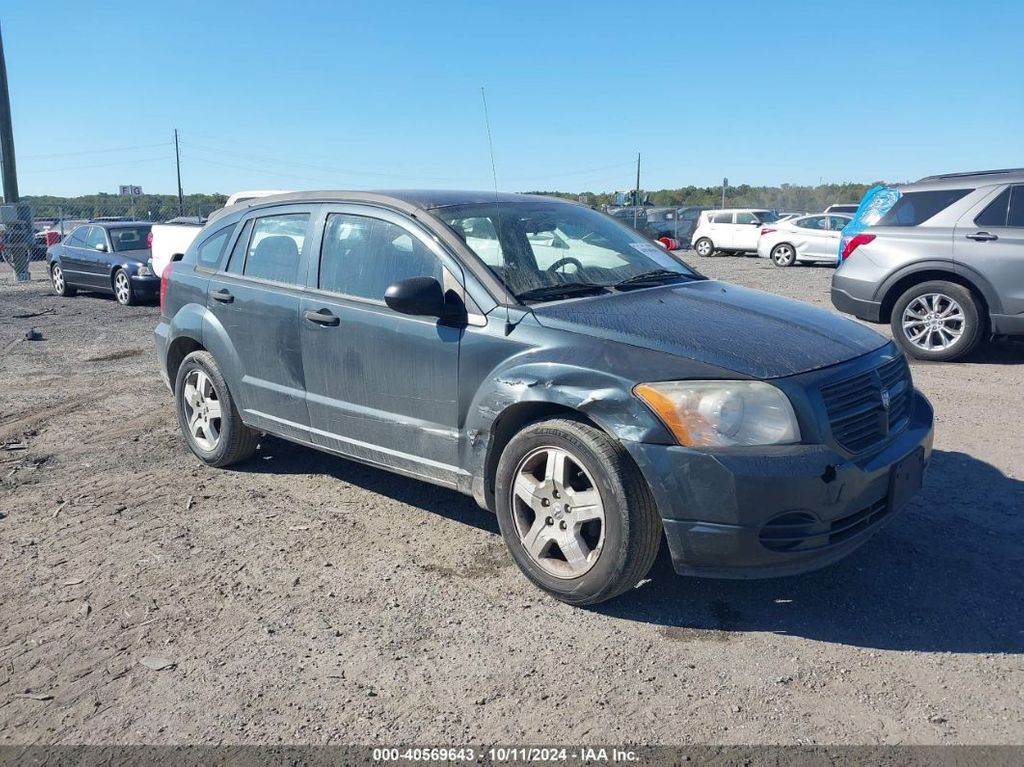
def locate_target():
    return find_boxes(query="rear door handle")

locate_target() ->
[211,289,234,303]
[304,308,340,326]
[966,231,998,242]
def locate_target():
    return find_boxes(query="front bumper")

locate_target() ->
[624,391,933,578]
[131,274,161,296]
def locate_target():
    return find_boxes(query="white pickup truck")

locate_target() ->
[150,190,290,277]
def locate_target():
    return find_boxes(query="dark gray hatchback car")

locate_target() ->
[155,191,934,605]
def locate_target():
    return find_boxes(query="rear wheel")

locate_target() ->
[50,263,76,296]
[770,243,796,267]
[175,350,260,467]
[890,280,984,361]
[694,238,714,257]
[494,418,662,606]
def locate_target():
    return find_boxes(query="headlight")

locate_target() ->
[634,380,800,447]
[137,264,154,276]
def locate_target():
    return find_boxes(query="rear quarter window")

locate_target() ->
[878,189,972,226]
[195,225,235,269]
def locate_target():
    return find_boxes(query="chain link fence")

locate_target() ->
[1,193,225,280]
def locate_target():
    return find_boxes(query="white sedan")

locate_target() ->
[756,213,852,267]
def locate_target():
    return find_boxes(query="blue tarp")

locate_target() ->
[838,185,901,263]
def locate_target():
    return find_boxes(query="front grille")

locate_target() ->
[820,356,912,453]
[760,497,891,553]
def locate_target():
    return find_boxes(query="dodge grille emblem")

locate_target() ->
[880,388,891,410]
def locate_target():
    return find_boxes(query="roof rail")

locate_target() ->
[916,168,1024,182]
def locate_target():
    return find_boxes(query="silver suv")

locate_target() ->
[832,168,1024,361]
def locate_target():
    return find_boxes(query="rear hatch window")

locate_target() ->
[877,188,972,226]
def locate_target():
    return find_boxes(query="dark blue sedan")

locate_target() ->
[47,221,158,305]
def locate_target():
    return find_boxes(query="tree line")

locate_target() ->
[13,193,228,221]
[10,181,894,223]
[528,181,893,211]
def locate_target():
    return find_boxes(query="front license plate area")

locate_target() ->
[889,447,925,513]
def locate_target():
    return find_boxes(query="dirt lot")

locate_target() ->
[1,257,1021,746]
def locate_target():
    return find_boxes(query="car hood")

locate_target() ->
[530,280,889,379]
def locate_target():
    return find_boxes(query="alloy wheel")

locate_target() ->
[114,272,131,304]
[696,239,712,257]
[509,446,606,579]
[52,265,65,293]
[772,244,795,266]
[901,292,965,352]
[182,369,223,451]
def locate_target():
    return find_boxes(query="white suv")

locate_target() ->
[691,209,779,256]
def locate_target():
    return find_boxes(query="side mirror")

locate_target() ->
[95,242,108,252]
[384,276,464,320]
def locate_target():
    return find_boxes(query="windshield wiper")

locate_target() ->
[515,282,609,302]
[613,269,692,289]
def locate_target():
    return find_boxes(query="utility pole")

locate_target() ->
[633,152,641,230]
[174,129,184,216]
[0,23,17,202]
[721,177,728,209]
[0,21,30,281]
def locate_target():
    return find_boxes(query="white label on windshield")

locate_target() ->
[630,242,679,269]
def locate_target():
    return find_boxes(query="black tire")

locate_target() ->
[770,243,796,267]
[494,418,662,606]
[50,263,76,296]
[174,350,260,467]
[890,280,984,362]
[694,237,715,257]
[113,268,136,306]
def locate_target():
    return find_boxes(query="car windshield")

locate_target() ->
[108,226,152,252]
[437,201,699,301]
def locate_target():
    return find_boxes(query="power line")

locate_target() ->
[23,142,171,159]
[28,156,170,173]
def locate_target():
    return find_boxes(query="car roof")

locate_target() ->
[207,190,580,226]
[88,221,153,229]
[906,168,1024,191]
[704,208,772,214]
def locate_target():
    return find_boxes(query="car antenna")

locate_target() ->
[481,86,515,336]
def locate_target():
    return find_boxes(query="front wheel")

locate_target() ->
[770,243,796,267]
[51,263,76,296]
[890,280,984,362]
[494,418,662,606]
[175,350,260,467]
[113,268,136,306]
[694,238,714,257]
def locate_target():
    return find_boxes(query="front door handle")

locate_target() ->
[304,308,340,326]
[211,289,234,303]
[966,231,998,242]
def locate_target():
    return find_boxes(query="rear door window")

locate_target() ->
[243,213,309,284]
[797,216,828,230]
[974,188,1010,228]
[1008,186,1024,228]
[878,189,971,226]
[711,212,732,224]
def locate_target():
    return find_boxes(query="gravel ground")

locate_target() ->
[1,258,1021,746]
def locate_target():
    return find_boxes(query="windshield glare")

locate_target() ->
[438,202,697,300]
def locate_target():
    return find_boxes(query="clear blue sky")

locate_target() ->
[3,0,1022,196]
